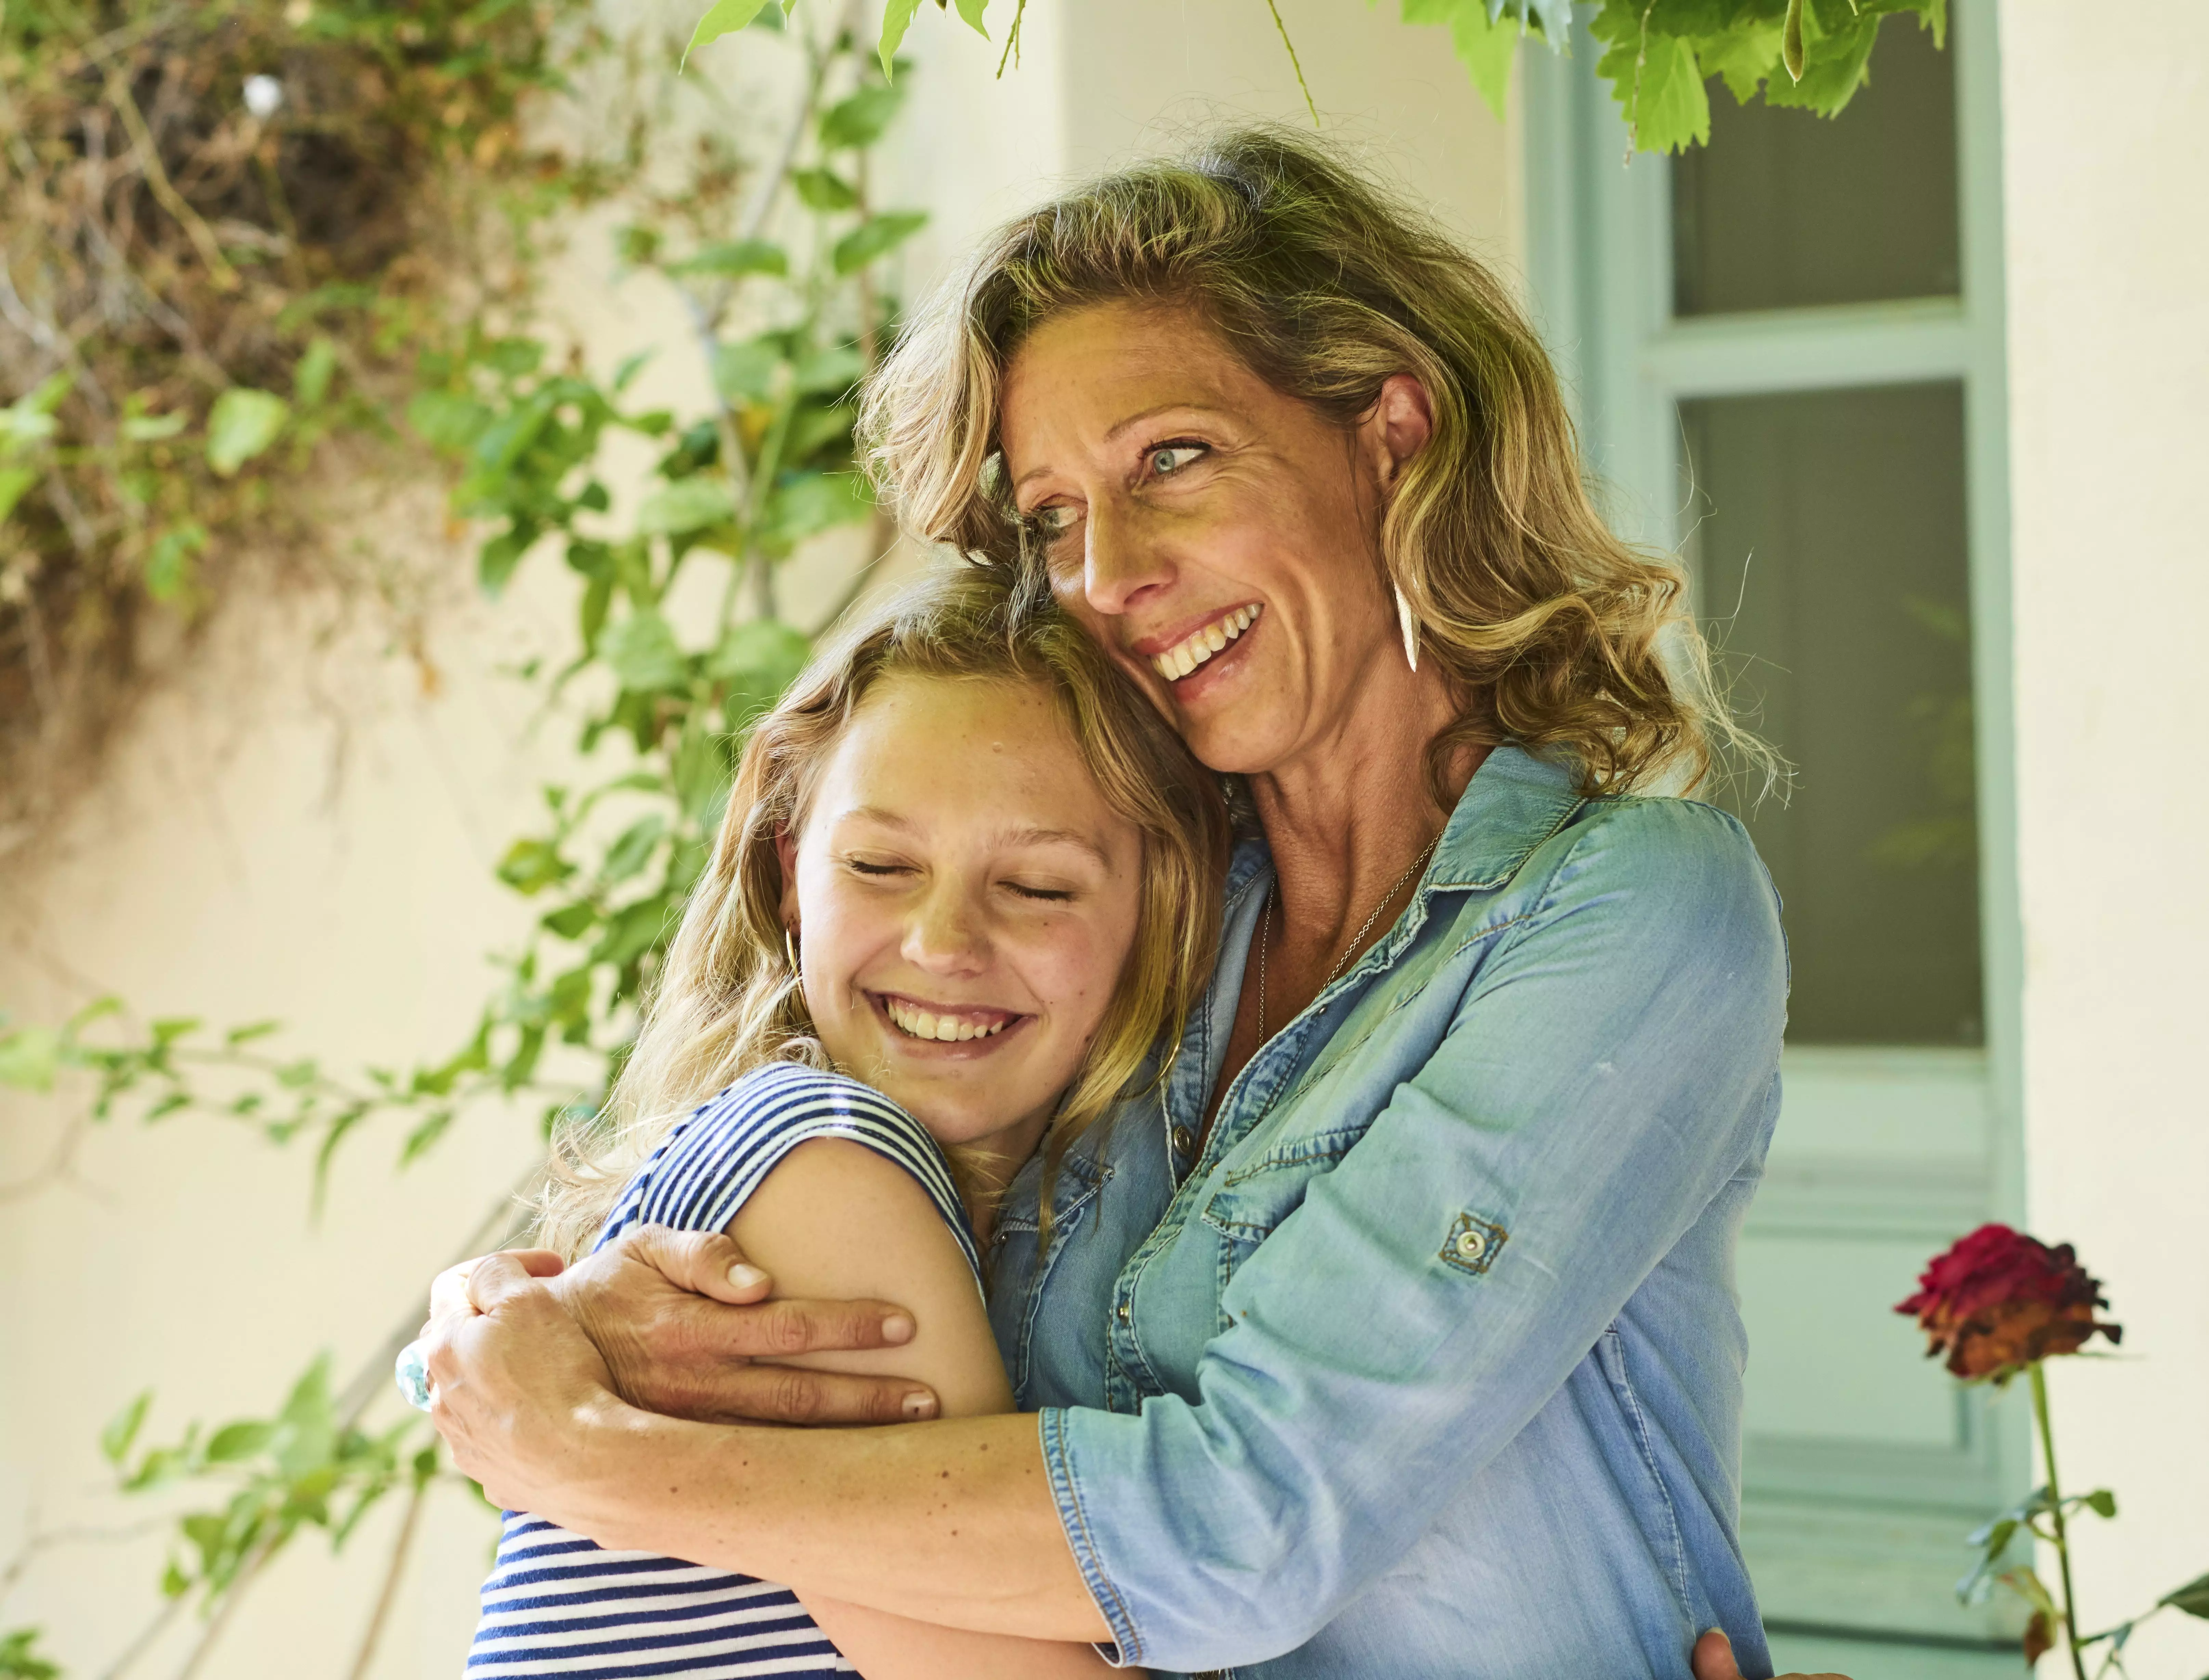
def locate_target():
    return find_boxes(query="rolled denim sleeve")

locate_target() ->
[1042,800,1786,1670]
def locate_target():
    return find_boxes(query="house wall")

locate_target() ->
[1998,5,2209,1674]
[0,8,1514,1678]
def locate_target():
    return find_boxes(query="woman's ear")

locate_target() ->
[1363,372,1434,490]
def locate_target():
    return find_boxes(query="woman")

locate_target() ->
[424,128,1792,1679]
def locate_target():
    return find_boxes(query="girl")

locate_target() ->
[453,565,1226,1678]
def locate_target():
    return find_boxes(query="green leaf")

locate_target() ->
[597,609,690,693]
[683,0,772,69]
[224,1019,282,1046]
[120,411,189,442]
[101,1390,153,1464]
[540,901,598,940]
[205,388,290,477]
[876,0,924,76]
[612,349,656,393]
[820,83,905,150]
[205,1420,276,1462]
[145,522,209,602]
[600,814,668,885]
[294,336,339,407]
[790,167,859,211]
[709,617,810,717]
[636,477,738,536]
[712,338,786,404]
[0,371,70,454]
[762,470,873,544]
[0,1024,61,1092]
[1782,0,1806,80]
[406,390,494,451]
[0,1626,62,1680]
[496,838,575,895]
[477,528,536,597]
[667,238,789,279]
[1590,10,1710,153]
[482,337,545,378]
[832,211,928,275]
[1698,17,1784,104]
[2080,1488,2117,1520]
[1766,0,1882,116]
[0,465,36,524]
[791,344,867,397]
[2162,1572,2209,1619]
[1450,1,1519,122]
[954,0,990,34]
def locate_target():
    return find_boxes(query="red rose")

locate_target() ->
[1895,1223,2123,1382]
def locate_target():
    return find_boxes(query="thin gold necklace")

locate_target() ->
[1257,833,1442,1043]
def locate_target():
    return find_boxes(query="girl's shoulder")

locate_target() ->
[601,1063,974,1269]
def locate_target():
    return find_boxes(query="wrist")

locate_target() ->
[555,1395,704,1552]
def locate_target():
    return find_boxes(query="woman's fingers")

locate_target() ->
[1691,1628,1851,1680]
[613,1225,776,1304]
[547,1226,936,1424]
[428,1248,565,1322]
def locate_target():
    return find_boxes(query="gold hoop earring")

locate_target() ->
[783,926,799,972]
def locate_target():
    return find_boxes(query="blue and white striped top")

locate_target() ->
[467,1062,978,1678]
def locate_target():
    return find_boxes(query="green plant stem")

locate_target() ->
[2031,1361,2090,1680]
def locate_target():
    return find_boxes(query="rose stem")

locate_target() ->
[2030,1359,2090,1680]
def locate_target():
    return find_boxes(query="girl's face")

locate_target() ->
[780,672,1143,1166]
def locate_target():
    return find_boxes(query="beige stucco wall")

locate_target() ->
[2000,5,2209,1675]
[0,10,1513,1677]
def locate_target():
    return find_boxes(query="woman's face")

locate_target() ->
[1000,301,1429,777]
[781,672,1143,1163]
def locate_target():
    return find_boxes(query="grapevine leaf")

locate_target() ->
[682,0,772,70]
[1698,17,1783,104]
[1590,11,1710,153]
[205,388,290,477]
[1450,0,1519,121]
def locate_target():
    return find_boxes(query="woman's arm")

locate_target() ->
[709,1138,1120,1678]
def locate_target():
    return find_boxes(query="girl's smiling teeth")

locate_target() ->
[880,994,1019,1042]
[1152,604,1260,682]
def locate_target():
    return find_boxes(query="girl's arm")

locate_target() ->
[715,1138,1124,1680]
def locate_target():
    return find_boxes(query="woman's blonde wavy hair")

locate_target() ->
[863,125,1756,798]
[533,564,1229,1262]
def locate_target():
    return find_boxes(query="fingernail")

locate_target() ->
[902,1391,937,1419]
[728,1264,768,1291]
[882,1313,915,1344]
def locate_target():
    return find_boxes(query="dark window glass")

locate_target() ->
[1672,18,1960,316]
[1683,382,1981,1046]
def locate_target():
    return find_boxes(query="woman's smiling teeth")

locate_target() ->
[1152,604,1260,682]
[883,996,1014,1042]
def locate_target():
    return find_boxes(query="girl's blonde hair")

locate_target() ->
[863,125,1758,799]
[534,564,1229,1261]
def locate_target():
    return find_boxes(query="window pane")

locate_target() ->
[1683,382,1981,1046]
[1672,18,1959,316]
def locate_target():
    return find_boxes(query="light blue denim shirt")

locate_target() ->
[986,745,1787,1680]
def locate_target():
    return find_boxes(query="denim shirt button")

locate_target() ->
[1116,1299,1131,1323]
[1170,1124,1195,1158]
[1454,1226,1490,1263]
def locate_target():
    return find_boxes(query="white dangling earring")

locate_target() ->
[1393,582,1420,673]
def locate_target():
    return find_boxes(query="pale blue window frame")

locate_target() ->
[1522,0,2027,1654]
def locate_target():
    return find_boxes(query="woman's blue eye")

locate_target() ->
[1147,444,1202,477]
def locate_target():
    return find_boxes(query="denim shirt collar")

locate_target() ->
[1158,743,1586,1147]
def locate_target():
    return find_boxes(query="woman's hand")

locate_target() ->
[421,1250,626,1514]
[1693,1629,1850,1680]
[427,1226,939,1426]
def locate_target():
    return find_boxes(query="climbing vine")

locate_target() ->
[0,5,922,1673]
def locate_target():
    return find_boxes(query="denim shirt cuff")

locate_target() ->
[1039,1407,1147,1667]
